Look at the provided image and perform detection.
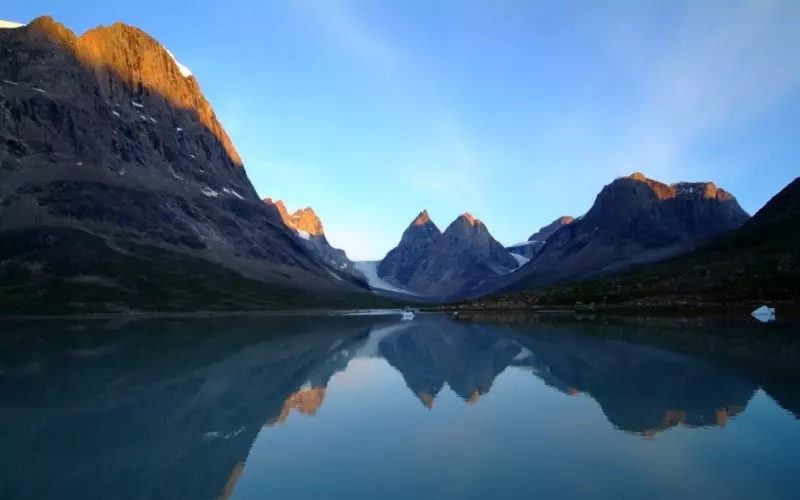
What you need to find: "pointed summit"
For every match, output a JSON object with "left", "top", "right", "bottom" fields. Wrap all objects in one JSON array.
[
  {"left": 290, "top": 207, "right": 324, "bottom": 236},
  {"left": 462, "top": 212, "right": 479, "bottom": 225},
  {"left": 413, "top": 209, "right": 432, "bottom": 226}
]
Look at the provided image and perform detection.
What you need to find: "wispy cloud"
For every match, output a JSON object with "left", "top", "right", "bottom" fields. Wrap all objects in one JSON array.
[
  {"left": 292, "top": 0, "right": 401, "bottom": 74},
  {"left": 610, "top": 0, "right": 800, "bottom": 179}
]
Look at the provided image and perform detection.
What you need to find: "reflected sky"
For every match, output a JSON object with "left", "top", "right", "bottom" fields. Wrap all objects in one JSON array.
[{"left": 1, "top": 315, "right": 799, "bottom": 500}]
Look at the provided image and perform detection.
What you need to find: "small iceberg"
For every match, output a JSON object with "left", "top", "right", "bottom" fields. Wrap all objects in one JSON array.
[
  {"left": 401, "top": 308, "right": 415, "bottom": 321},
  {"left": 751, "top": 305, "right": 776, "bottom": 323}
]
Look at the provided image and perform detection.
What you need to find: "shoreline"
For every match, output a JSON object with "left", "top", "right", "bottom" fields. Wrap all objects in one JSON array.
[{"left": 0, "top": 308, "right": 406, "bottom": 321}]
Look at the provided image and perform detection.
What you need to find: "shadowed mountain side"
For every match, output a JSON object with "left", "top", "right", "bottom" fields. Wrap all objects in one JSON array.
[
  {"left": 469, "top": 173, "right": 750, "bottom": 298},
  {"left": 507, "top": 328, "right": 755, "bottom": 434},
  {"left": 0, "top": 315, "right": 388, "bottom": 500},
  {"left": 377, "top": 318, "right": 521, "bottom": 405},
  {"left": 0, "top": 17, "right": 377, "bottom": 313},
  {"left": 453, "top": 177, "right": 799, "bottom": 312},
  {"left": 450, "top": 313, "right": 800, "bottom": 420}
]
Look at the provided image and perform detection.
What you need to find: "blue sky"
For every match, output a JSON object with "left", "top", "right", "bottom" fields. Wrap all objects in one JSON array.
[{"left": 6, "top": 1, "right": 800, "bottom": 260}]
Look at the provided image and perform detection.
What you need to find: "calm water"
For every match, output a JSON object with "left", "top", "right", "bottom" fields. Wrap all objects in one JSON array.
[{"left": 1, "top": 314, "right": 799, "bottom": 500}]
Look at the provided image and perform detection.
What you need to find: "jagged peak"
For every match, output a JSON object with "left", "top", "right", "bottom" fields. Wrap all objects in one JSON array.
[
  {"left": 417, "top": 392, "right": 435, "bottom": 409},
  {"left": 413, "top": 209, "right": 431, "bottom": 226},
  {"left": 619, "top": 173, "right": 734, "bottom": 201}
]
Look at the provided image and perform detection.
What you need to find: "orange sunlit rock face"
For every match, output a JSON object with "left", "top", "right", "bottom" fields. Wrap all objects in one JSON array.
[
  {"left": 27, "top": 16, "right": 242, "bottom": 167},
  {"left": 217, "top": 462, "right": 245, "bottom": 500},
  {"left": 413, "top": 210, "right": 431, "bottom": 226},
  {"left": 265, "top": 387, "right": 327, "bottom": 426},
  {"left": 418, "top": 392, "right": 435, "bottom": 409},
  {"left": 462, "top": 212, "right": 479, "bottom": 225},
  {"left": 626, "top": 172, "right": 733, "bottom": 201},
  {"left": 263, "top": 199, "right": 325, "bottom": 236}
]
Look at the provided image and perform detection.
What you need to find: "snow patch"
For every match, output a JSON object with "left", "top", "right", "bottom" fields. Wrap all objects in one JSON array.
[
  {"left": 201, "top": 187, "right": 219, "bottom": 198},
  {"left": 0, "top": 20, "right": 24, "bottom": 29},
  {"left": 328, "top": 270, "right": 343, "bottom": 281},
  {"left": 509, "top": 240, "right": 540, "bottom": 248},
  {"left": 296, "top": 230, "right": 310, "bottom": 240},
  {"left": 354, "top": 261, "right": 418, "bottom": 296},
  {"left": 511, "top": 253, "right": 530, "bottom": 267},
  {"left": 33, "top": 87, "right": 45, "bottom": 93},
  {"left": 190, "top": 154, "right": 196, "bottom": 159},
  {"left": 165, "top": 49, "right": 193, "bottom": 77},
  {"left": 132, "top": 102, "right": 144, "bottom": 109},
  {"left": 176, "top": 127, "right": 183, "bottom": 132},
  {"left": 139, "top": 114, "right": 147, "bottom": 121},
  {"left": 2, "top": 79, "right": 18, "bottom": 86},
  {"left": 149, "top": 117, "right": 157, "bottom": 124},
  {"left": 222, "top": 188, "right": 244, "bottom": 200},
  {"left": 111, "top": 110, "right": 120, "bottom": 117},
  {"left": 513, "top": 347, "right": 533, "bottom": 362}
]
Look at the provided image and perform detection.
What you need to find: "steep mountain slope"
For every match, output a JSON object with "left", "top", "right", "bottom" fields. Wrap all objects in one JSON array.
[
  {"left": 404, "top": 213, "right": 519, "bottom": 298},
  {"left": 478, "top": 173, "right": 750, "bottom": 296},
  {"left": 377, "top": 210, "right": 441, "bottom": 288},
  {"left": 264, "top": 198, "right": 364, "bottom": 282},
  {"left": 453, "top": 176, "right": 799, "bottom": 311},
  {"left": 0, "top": 17, "right": 372, "bottom": 313},
  {"left": 506, "top": 216, "right": 573, "bottom": 259}
]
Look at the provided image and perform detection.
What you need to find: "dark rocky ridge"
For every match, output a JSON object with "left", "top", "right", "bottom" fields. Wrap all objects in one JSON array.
[
  {"left": 507, "top": 215, "right": 573, "bottom": 259},
  {"left": 378, "top": 211, "right": 520, "bottom": 298},
  {"left": 453, "top": 176, "right": 798, "bottom": 312},
  {"left": 476, "top": 173, "right": 750, "bottom": 296},
  {"left": 404, "top": 213, "right": 519, "bottom": 298},
  {"left": 378, "top": 210, "right": 442, "bottom": 288},
  {"left": 0, "top": 17, "right": 371, "bottom": 311},
  {"left": 264, "top": 198, "right": 364, "bottom": 281}
]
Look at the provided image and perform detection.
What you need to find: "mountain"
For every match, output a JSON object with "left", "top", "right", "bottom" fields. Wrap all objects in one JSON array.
[
  {"left": 454, "top": 176, "right": 799, "bottom": 311},
  {"left": 0, "top": 17, "right": 377, "bottom": 313},
  {"left": 477, "top": 173, "right": 750, "bottom": 296},
  {"left": 377, "top": 210, "right": 441, "bottom": 289},
  {"left": 401, "top": 213, "right": 519, "bottom": 298},
  {"left": 506, "top": 216, "right": 573, "bottom": 259},
  {"left": 263, "top": 198, "right": 364, "bottom": 282}
]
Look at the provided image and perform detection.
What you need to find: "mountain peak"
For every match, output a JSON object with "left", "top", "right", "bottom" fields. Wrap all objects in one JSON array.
[
  {"left": 413, "top": 209, "right": 431, "bottom": 226},
  {"left": 462, "top": 212, "right": 479, "bottom": 225},
  {"left": 628, "top": 172, "right": 647, "bottom": 181},
  {"left": 556, "top": 216, "right": 575, "bottom": 225},
  {"left": 290, "top": 207, "right": 324, "bottom": 236}
]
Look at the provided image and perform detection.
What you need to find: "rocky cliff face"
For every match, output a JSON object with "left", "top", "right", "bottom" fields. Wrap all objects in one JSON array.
[
  {"left": 482, "top": 173, "right": 750, "bottom": 295},
  {"left": 404, "top": 213, "right": 519, "bottom": 298},
  {"left": 263, "top": 198, "right": 363, "bottom": 280},
  {"left": 377, "top": 210, "right": 442, "bottom": 287},
  {"left": 507, "top": 216, "right": 573, "bottom": 259},
  {"left": 0, "top": 17, "right": 365, "bottom": 311},
  {"left": 378, "top": 211, "right": 519, "bottom": 298}
]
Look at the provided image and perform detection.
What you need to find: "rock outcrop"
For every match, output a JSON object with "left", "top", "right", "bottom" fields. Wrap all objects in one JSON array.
[{"left": 264, "top": 198, "right": 363, "bottom": 281}]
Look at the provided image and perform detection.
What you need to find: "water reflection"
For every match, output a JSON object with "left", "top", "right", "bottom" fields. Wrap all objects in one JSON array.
[{"left": 0, "top": 315, "right": 798, "bottom": 500}]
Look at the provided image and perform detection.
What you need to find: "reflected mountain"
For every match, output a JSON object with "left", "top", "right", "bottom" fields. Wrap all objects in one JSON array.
[
  {"left": 0, "top": 314, "right": 781, "bottom": 500},
  {"left": 0, "top": 316, "right": 383, "bottom": 500},
  {"left": 505, "top": 328, "right": 755, "bottom": 435}
]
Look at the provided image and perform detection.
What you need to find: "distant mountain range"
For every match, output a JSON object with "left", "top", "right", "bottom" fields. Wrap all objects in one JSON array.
[
  {"left": 0, "top": 16, "right": 795, "bottom": 313},
  {"left": 452, "top": 176, "right": 799, "bottom": 311}
]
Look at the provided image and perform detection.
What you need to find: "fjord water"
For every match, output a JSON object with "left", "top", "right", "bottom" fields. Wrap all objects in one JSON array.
[{"left": 1, "top": 315, "right": 799, "bottom": 499}]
